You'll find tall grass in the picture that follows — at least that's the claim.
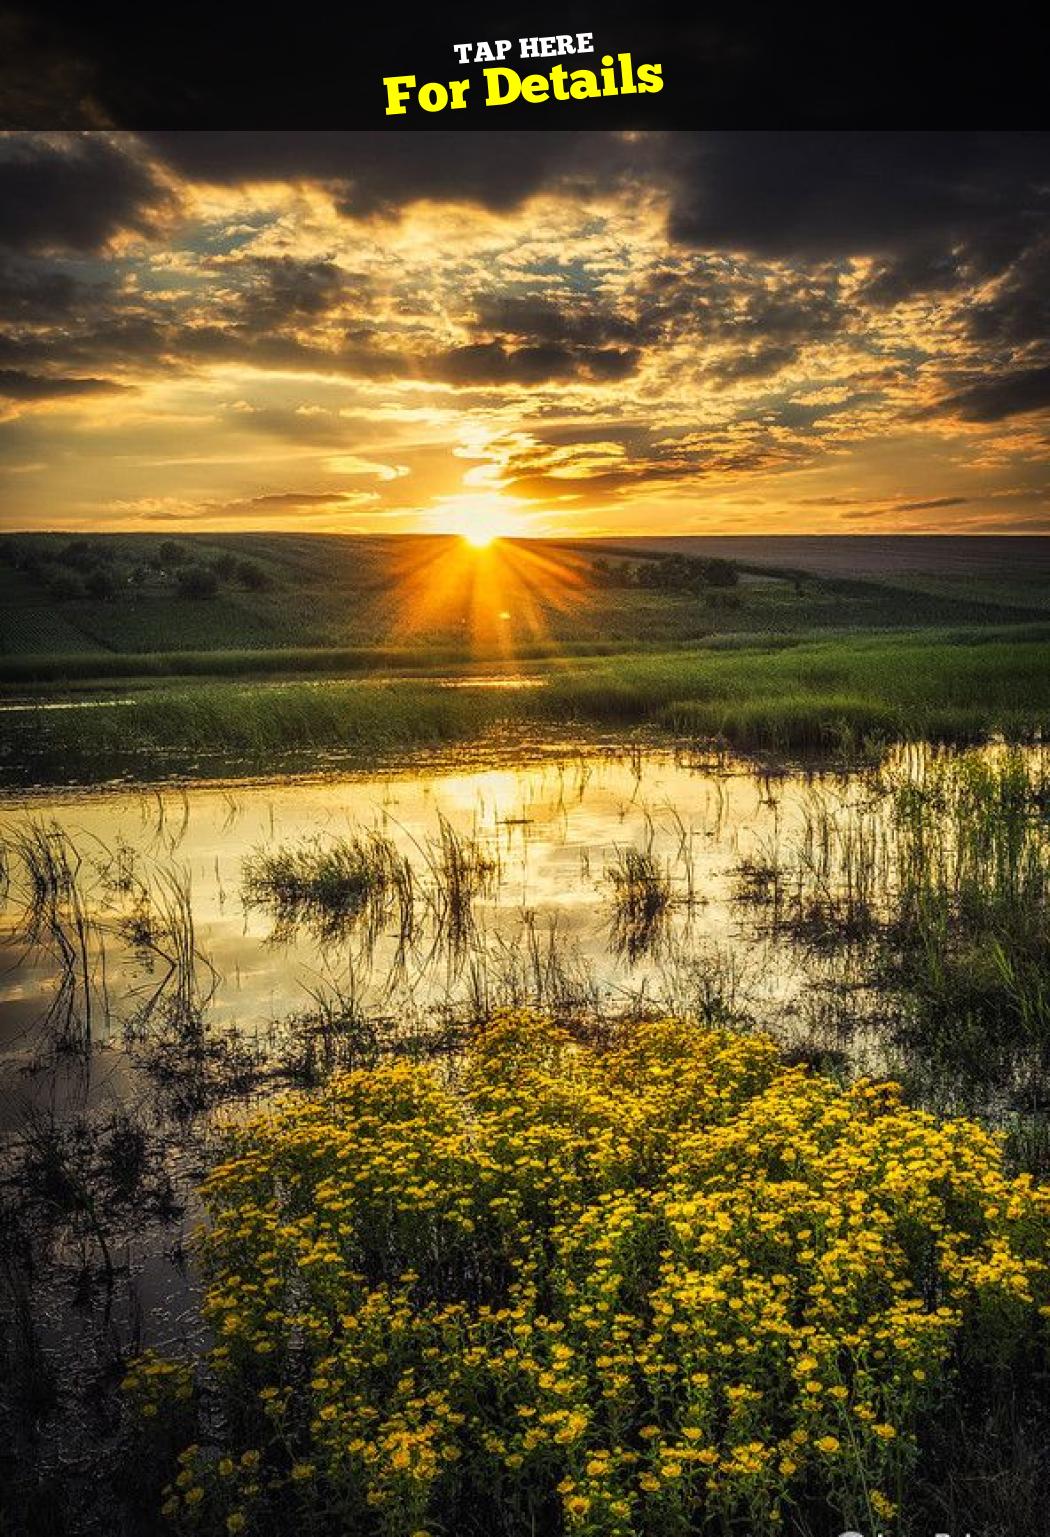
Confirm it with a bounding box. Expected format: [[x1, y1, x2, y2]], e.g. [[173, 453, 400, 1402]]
[[541, 633, 1050, 750], [243, 818, 494, 957], [243, 831, 414, 945], [0, 637, 655, 686], [5, 630, 1050, 779], [6, 821, 102, 1048], [421, 815, 497, 956], [887, 752, 1050, 1089], [737, 748, 1050, 1095], [605, 844, 674, 961]]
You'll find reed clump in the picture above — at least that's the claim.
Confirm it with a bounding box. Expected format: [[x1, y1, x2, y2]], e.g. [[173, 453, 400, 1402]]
[[738, 748, 1050, 1091], [243, 832, 414, 945]]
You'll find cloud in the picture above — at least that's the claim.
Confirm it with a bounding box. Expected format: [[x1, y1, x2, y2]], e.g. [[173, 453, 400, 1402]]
[[430, 340, 641, 387], [839, 495, 971, 521], [932, 365, 1050, 423], [1, 131, 1048, 534], [0, 134, 167, 252], [141, 131, 628, 218], [128, 488, 379, 522], [965, 237, 1050, 347], [206, 254, 355, 327], [0, 367, 132, 400], [0, 257, 112, 320], [664, 132, 1049, 268], [896, 496, 969, 512], [471, 293, 651, 349]]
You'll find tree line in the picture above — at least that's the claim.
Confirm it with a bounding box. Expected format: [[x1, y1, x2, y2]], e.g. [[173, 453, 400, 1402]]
[[0, 538, 271, 602]]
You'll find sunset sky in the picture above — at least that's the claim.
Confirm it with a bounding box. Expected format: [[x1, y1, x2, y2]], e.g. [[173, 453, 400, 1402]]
[[1, 131, 1048, 539]]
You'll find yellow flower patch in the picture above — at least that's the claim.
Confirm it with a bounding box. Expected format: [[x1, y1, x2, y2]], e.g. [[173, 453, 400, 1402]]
[[129, 1012, 1050, 1535]]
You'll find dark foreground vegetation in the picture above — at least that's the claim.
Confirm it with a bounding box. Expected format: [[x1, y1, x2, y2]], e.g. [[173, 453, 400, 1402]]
[[4, 746, 1050, 1535]]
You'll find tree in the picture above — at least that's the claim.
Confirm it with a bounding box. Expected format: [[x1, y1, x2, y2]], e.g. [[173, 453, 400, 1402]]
[[701, 558, 739, 589], [60, 539, 96, 570], [158, 540, 188, 567], [235, 559, 270, 591], [177, 565, 219, 600], [85, 566, 118, 601], [47, 569, 87, 602]]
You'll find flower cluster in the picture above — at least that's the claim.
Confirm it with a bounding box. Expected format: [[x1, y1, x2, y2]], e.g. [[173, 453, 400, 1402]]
[[130, 1013, 1050, 1534]]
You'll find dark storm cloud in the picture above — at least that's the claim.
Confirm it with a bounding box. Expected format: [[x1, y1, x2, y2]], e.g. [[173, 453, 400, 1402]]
[[664, 132, 1050, 266], [455, 293, 653, 384], [933, 365, 1050, 423], [141, 131, 631, 218], [209, 255, 355, 328], [0, 313, 171, 371], [0, 295, 640, 392], [135, 131, 1050, 287], [709, 345, 802, 383], [430, 340, 641, 387], [471, 294, 651, 349], [0, 367, 131, 399], [0, 135, 166, 252], [630, 260, 848, 384], [965, 239, 1050, 349], [138, 130, 1049, 297], [2, 130, 1047, 281], [857, 245, 969, 307], [8, 132, 1043, 333], [732, 289, 843, 383], [0, 258, 112, 321]]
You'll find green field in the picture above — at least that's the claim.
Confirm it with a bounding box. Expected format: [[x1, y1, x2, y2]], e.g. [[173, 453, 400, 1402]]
[[3, 532, 1050, 778], [6, 534, 1050, 1537], [3, 627, 1050, 781], [4, 532, 1050, 665]]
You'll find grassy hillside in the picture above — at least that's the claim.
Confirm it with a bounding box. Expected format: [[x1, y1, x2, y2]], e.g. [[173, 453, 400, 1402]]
[[3, 533, 1049, 779], [2, 533, 1049, 678]]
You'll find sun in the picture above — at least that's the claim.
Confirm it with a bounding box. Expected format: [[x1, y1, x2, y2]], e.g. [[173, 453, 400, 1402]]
[[441, 498, 518, 550]]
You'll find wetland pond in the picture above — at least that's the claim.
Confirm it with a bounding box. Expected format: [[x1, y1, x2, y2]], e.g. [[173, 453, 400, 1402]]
[[2, 735, 1049, 1518], [1, 740, 919, 1128], [1, 744, 823, 1094]]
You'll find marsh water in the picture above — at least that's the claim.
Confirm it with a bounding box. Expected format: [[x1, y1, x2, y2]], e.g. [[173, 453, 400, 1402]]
[[2, 734, 1047, 1504], [0, 742, 880, 1119]]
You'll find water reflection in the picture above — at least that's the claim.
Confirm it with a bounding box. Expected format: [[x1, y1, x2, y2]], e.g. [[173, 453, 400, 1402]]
[[0, 746, 813, 1112]]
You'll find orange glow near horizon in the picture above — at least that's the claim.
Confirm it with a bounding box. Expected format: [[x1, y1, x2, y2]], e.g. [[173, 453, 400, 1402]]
[[432, 490, 537, 550], [377, 532, 591, 662], [462, 528, 495, 549], [2, 137, 1048, 540]]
